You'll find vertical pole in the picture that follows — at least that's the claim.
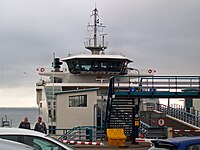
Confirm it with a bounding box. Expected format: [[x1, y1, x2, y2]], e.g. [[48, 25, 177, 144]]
[[93, 104, 97, 140], [131, 99, 137, 144], [52, 52, 55, 100], [52, 52, 55, 134], [94, 8, 97, 47], [135, 98, 140, 138], [101, 108, 103, 140]]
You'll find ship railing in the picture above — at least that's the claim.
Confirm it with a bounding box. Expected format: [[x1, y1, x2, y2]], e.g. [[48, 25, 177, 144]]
[[84, 40, 108, 49]]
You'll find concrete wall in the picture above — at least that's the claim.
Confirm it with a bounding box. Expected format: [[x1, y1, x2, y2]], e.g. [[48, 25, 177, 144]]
[[56, 90, 97, 133]]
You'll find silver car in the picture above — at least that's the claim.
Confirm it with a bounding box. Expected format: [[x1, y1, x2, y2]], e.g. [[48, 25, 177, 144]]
[[0, 138, 34, 150], [0, 128, 74, 150]]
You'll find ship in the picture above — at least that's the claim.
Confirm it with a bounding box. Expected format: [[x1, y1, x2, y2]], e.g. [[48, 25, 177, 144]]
[[36, 7, 156, 134]]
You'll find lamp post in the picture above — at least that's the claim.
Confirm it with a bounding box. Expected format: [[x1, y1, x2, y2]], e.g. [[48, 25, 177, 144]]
[[131, 68, 140, 83]]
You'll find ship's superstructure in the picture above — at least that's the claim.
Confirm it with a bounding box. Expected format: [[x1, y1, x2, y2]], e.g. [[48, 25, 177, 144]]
[[36, 8, 156, 133]]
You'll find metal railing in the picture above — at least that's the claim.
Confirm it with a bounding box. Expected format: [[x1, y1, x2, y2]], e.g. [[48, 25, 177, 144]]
[[156, 104, 200, 127], [55, 126, 105, 141], [110, 76, 200, 98]]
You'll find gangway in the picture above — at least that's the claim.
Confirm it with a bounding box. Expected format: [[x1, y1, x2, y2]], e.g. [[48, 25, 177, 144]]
[[111, 76, 200, 98], [156, 104, 200, 128], [105, 76, 200, 142]]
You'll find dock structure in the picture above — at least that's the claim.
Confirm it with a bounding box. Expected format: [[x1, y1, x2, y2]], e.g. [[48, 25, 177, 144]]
[[105, 76, 200, 143]]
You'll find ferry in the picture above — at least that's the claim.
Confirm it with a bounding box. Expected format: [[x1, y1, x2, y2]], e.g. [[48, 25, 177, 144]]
[[36, 7, 156, 134]]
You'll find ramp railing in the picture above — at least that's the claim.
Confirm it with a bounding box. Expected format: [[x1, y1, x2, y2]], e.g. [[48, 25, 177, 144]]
[[157, 104, 200, 127]]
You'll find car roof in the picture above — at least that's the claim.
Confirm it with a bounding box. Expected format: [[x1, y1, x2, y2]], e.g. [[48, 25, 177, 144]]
[[0, 128, 45, 137], [0, 138, 34, 150], [152, 136, 200, 148], [167, 136, 200, 143], [0, 128, 75, 150]]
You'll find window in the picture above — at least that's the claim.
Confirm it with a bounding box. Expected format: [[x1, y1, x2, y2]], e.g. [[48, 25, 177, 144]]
[[0, 135, 20, 142], [0, 135, 66, 150], [69, 95, 87, 107], [66, 58, 125, 74]]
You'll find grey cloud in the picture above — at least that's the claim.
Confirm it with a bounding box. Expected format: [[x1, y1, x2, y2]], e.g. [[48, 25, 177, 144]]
[[0, 0, 200, 106]]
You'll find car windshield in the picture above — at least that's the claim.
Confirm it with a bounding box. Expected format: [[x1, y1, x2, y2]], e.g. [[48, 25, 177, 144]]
[[0, 134, 75, 150], [45, 135, 75, 150]]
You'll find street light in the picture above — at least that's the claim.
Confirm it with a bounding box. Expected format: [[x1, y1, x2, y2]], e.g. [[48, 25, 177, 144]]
[[127, 67, 140, 83]]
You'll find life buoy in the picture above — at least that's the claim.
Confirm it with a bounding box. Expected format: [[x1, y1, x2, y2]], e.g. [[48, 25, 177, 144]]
[[148, 69, 152, 74], [40, 68, 45, 72]]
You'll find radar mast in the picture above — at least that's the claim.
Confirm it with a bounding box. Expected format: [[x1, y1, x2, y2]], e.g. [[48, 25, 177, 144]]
[[84, 8, 108, 55]]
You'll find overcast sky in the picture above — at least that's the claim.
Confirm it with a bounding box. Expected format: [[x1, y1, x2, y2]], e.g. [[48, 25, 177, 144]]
[[0, 0, 200, 107]]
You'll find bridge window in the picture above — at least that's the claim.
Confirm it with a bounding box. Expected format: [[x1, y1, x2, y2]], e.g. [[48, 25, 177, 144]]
[[66, 58, 125, 74], [69, 95, 87, 107]]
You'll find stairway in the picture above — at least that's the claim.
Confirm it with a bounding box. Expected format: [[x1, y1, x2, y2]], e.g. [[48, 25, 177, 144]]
[[106, 96, 135, 136]]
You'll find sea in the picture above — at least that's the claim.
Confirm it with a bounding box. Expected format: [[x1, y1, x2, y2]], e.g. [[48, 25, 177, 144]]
[[0, 107, 39, 129]]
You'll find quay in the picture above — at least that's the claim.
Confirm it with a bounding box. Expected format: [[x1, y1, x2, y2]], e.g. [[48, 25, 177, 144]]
[[74, 141, 151, 150]]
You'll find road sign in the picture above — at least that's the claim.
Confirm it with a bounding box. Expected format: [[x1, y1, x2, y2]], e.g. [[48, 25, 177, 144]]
[[157, 118, 165, 126], [135, 114, 139, 118], [135, 120, 140, 127]]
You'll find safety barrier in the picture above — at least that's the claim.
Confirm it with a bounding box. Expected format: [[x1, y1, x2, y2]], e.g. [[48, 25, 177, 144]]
[[170, 129, 200, 132], [107, 129, 127, 146], [57, 126, 104, 141], [60, 140, 104, 145], [135, 138, 152, 143]]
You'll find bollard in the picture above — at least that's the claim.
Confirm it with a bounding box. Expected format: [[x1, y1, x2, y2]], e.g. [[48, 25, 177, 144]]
[[167, 127, 173, 138]]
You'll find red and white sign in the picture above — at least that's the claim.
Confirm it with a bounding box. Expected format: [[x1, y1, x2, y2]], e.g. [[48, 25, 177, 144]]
[[157, 118, 165, 126]]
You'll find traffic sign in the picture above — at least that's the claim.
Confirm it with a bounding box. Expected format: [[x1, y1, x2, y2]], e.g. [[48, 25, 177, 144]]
[[135, 114, 139, 118], [157, 118, 165, 126]]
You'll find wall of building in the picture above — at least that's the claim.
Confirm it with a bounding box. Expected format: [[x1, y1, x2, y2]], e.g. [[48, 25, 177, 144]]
[[56, 90, 97, 133], [193, 98, 200, 112], [36, 86, 49, 126]]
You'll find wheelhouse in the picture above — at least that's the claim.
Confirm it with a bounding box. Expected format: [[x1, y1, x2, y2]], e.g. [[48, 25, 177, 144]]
[[62, 55, 132, 75]]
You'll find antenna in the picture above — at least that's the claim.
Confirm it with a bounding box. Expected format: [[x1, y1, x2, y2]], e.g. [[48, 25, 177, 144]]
[[84, 7, 108, 55]]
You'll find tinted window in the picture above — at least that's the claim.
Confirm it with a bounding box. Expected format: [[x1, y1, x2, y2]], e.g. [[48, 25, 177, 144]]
[[67, 58, 125, 73], [69, 95, 87, 107], [0, 135, 65, 150], [0, 135, 20, 142]]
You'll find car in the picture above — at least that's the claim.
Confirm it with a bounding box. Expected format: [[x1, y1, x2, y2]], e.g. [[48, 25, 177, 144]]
[[148, 136, 200, 150], [0, 138, 34, 150], [0, 128, 75, 150]]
